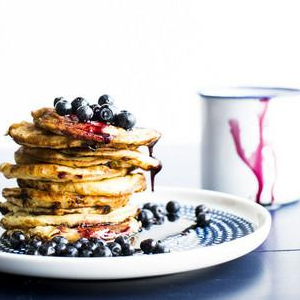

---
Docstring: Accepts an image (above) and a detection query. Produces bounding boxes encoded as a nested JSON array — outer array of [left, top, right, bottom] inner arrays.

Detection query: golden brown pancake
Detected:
[[2, 188, 130, 209], [5, 217, 140, 241], [17, 173, 146, 196], [0, 162, 129, 182], [0, 201, 112, 216], [32, 108, 161, 147], [14, 147, 132, 169], [1, 204, 138, 229]]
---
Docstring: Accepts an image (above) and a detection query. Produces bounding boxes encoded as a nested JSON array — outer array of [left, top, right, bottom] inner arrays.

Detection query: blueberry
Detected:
[[89, 237, 105, 246], [107, 242, 122, 256], [98, 94, 114, 106], [166, 201, 180, 214], [26, 246, 39, 255], [28, 237, 43, 249], [55, 100, 72, 116], [76, 105, 93, 122], [73, 238, 88, 249], [38, 242, 56, 256], [155, 216, 165, 225], [54, 97, 65, 107], [195, 204, 210, 216], [167, 213, 180, 222], [52, 236, 68, 245], [90, 104, 101, 121], [92, 245, 112, 257], [71, 97, 89, 113], [150, 205, 166, 219], [81, 241, 98, 251], [63, 245, 79, 257], [79, 249, 93, 257], [142, 202, 153, 210], [196, 213, 211, 227], [140, 239, 157, 254], [122, 244, 135, 256], [94, 104, 117, 123], [9, 231, 27, 249], [114, 236, 130, 247], [55, 243, 67, 256], [114, 111, 136, 130], [153, 242, 170, 254], [137, 209, 154, 227]]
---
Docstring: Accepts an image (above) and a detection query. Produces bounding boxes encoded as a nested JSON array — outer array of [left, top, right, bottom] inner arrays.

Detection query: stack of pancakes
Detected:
[[0, 108, 161, 241]]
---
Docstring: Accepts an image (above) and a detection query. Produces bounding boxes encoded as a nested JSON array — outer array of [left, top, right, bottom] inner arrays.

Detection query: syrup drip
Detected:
[[229, 98, 276, 204], [147, 141, 162, 192]]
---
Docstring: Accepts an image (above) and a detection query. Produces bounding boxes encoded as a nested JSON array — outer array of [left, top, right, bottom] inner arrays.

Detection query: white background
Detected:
[[0, 0, 300, 150]]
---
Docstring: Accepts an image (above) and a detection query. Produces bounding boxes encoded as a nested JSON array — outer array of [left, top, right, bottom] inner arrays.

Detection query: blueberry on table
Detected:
[[114, 235, 130, 247], [195, 204, 210, 216], [140, 239, 157, 254], [122, 244, 135, 256], [54, 97, 66, 107], [76, 105, 94, 122], [137, 209, 154, 227], [95, 104, 116, 123], [92, 245, 112, 257], [63, 245, 79, 257], [107, 242, 122, 256], [153, 242, 170, 254], [114, 110, 136, 130], [9, 231, 27, 249], [196, 213, 211, 227], [71, 97, 89, 113], [98, 94, 114, 106], [166, 201, 180, 214], [55, 100, 72, 116]]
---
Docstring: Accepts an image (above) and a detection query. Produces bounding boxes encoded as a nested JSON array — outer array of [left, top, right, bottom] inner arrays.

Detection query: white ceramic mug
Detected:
[[199, 87, 300, 205]]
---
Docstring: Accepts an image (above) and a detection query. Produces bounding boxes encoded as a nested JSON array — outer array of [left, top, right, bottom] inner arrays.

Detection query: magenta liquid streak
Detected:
[[228, 98, 276, 204]]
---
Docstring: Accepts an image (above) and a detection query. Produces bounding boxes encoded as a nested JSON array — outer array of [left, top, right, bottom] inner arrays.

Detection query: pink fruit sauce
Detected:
[[228, 98, 276, 204]]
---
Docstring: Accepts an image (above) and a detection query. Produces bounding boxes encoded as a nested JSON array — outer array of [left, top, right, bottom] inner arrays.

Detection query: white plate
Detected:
[[0, 187, 271, 280]]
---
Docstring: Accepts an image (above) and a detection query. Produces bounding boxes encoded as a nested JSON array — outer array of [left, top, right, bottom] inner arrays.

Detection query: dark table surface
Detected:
[[0, 145, 299, 300]]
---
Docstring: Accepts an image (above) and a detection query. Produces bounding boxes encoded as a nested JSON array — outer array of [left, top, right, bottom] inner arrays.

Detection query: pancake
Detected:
[[6, 217, 140, 241], [8, 122, 90, 149], [2, 188, 130, 209], [0, 201, 112, 216], [17, 173, 146, 196], [32, 108, 161, 147], [14, 147, 133, 169], [19, 146, 161, 171], [0, 162, 129, 182], [1, 204, 138, 229]]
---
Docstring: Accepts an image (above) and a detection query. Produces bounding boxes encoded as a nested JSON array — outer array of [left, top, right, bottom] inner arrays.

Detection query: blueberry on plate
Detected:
[[76, 105, 94, 122], [166, 201, 180, 214], [150, 205, 166, 219], [142, 202, 153, 210], [71, 97, 89, 113], [55, 100, 72, 116], [195, 204, 210, 216], [79, 249, 93, 257], [55, 243, 67, 256], [92, 245, 112, 257], [28, 237, 43, 249], [122, 244, 135, 256], [137, 209, 154, 227], [98, 94, 114, 106], [107, 242, 122, 256], [52, 236, 68, 245], [153, 242, 170, 254], [140, 239, 157, 254], [26, 246, 39, 256], [54, 97, 65, 107], [95, 104, 117, 123], [38, 242, 56, 256], [114, 236, 130, 247], [63, 245, 79, 257], [89, 237, 105, 246], [90, 104, 101, 121], [80, 241, 98, 252], [9, 231, 27, 249], [114, 110, 136, 130], [167, 213, 180, 222], [196, 213, 211, 227]]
